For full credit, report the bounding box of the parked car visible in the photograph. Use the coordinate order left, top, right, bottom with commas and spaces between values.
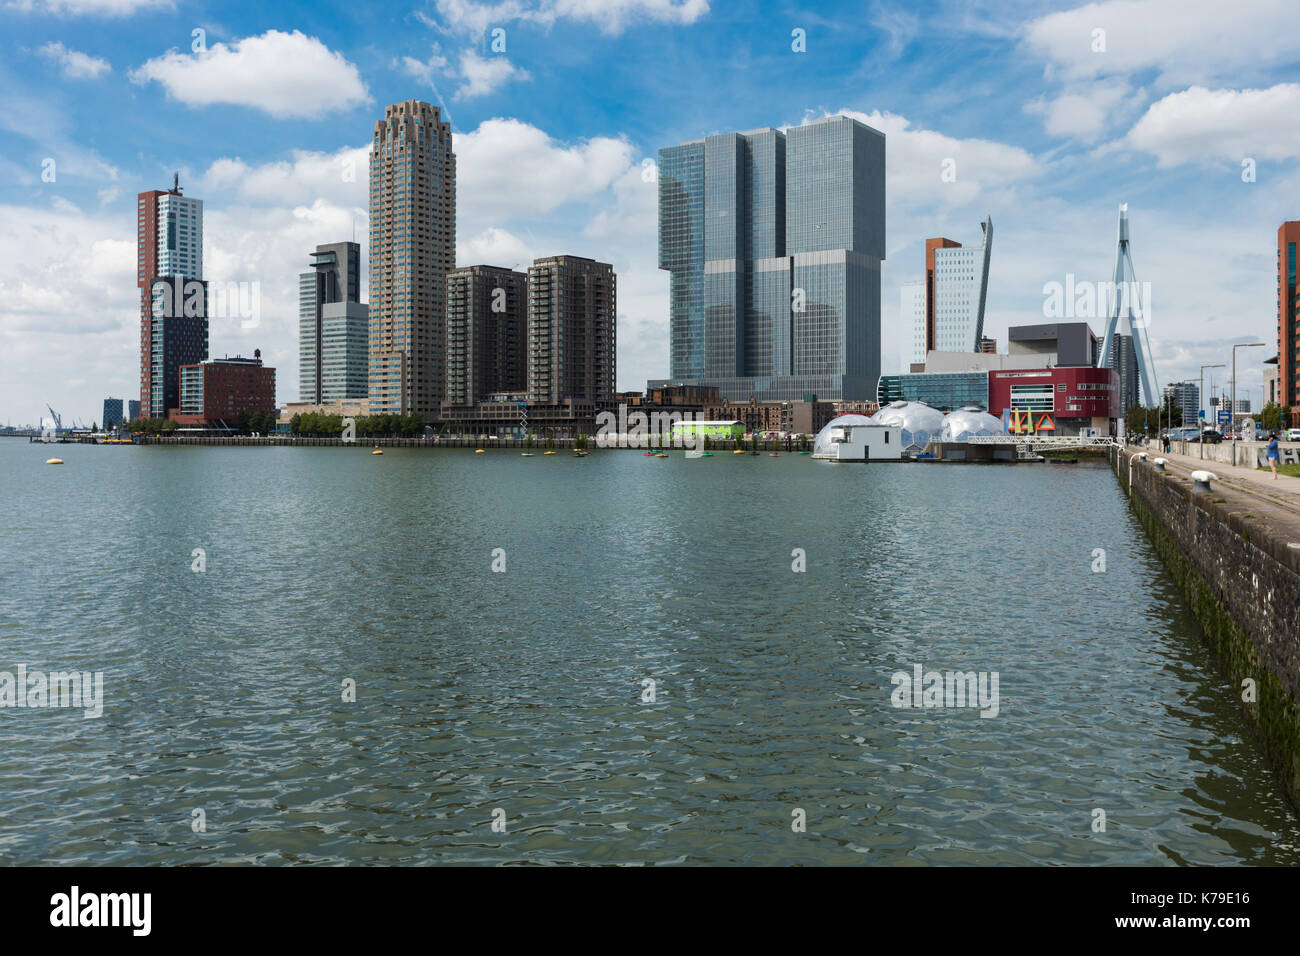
1287, 428, 1300, 442
1200, 429, 1223, 444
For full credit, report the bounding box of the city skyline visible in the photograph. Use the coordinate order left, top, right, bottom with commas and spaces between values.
0, 0, 1294, 424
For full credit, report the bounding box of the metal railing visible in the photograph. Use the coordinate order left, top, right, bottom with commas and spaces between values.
959, 435, 1120, 448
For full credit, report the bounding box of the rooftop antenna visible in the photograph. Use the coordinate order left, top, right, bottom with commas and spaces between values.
172, 171, 181, 195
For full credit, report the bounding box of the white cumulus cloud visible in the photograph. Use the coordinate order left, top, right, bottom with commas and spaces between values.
129, 30, 369, 119
37, 42, 111, 78
1021, 0, 1296, 87
427, 0, 708, 36
1123, 83, 1300, 167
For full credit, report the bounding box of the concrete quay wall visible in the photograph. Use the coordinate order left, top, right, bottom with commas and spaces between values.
1113, 446, 1300, 810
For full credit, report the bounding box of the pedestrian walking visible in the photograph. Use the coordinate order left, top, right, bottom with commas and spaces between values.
1266, 432, 1281, 479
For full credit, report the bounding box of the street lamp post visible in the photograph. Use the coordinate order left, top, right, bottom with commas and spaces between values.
1231, 343, 1265, 465
1200, 364, 1225, 460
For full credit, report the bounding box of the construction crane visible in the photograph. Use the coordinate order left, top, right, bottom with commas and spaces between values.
45, 404, 64, 435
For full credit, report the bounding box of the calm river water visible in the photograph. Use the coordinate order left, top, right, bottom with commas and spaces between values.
1, 439, 1296, 864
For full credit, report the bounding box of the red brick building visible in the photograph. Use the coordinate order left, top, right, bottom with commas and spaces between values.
170, 352, 276, 428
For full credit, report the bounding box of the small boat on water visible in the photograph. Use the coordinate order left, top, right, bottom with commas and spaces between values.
475, 448, 485, 453
372, 448, 384, 455
544, 450, 557, 455
768, 452, 780, 457
654, 452, 669, 458
521, 452, 535, 457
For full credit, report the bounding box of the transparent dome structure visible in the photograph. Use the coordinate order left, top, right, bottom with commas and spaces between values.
812, 414, 875, 458
870, 401, 945, 453
940, 407, 1006, 442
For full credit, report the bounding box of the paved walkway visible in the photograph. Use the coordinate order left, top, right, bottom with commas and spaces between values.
1155, 446, 1300, 493
1123, 445, 1300, 534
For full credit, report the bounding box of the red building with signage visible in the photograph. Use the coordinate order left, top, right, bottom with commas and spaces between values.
989, 366, 1120, 436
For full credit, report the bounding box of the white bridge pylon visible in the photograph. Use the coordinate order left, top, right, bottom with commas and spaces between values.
1096, 203, 1159, 407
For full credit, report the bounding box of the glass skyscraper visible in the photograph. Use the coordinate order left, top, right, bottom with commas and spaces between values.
655, 115, 885, 401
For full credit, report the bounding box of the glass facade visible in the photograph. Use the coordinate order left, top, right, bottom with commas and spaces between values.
658, 142, 705, 381
658, 115, 885, 401
877, 371, 989, 411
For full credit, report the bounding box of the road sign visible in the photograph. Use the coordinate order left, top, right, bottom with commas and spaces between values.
1217, 409, 1231, 426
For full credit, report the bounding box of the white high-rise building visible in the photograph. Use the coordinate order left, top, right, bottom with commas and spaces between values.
154, 192, 203, 279
931, 216, 992, 353
901, 280, 926, 368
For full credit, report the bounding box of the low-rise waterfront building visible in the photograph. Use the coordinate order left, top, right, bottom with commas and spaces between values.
989, 365, 1120, 436
170, 352, 276, 428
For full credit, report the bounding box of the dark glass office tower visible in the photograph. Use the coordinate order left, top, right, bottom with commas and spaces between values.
655, 115, 884, 401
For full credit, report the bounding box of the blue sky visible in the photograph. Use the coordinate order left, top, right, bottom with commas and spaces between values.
2, 0, 1298, 425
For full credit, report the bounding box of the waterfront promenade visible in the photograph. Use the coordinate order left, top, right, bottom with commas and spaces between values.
1155, 446, 1300, 525
1116, 445, 1300, 812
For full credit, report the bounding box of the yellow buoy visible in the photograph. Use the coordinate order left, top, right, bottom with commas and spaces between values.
45, 457, 64, 465
475, 448, 485, 454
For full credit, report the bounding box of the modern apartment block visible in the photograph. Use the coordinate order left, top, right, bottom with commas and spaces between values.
300, 242, 367, 404
1163, 381, 1199, 427
928, 217, 993, 353
145, 275, 209, 419
102, 398, 124, 430
138, 176, 205, 417
368, 100, 456, 418
526, 255, 616, 406
923, 237, 960, 354
655, 114, 886, 401
1278, 221, 1300, 421
444, 265, 527, 405
173, 352, 276, 427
